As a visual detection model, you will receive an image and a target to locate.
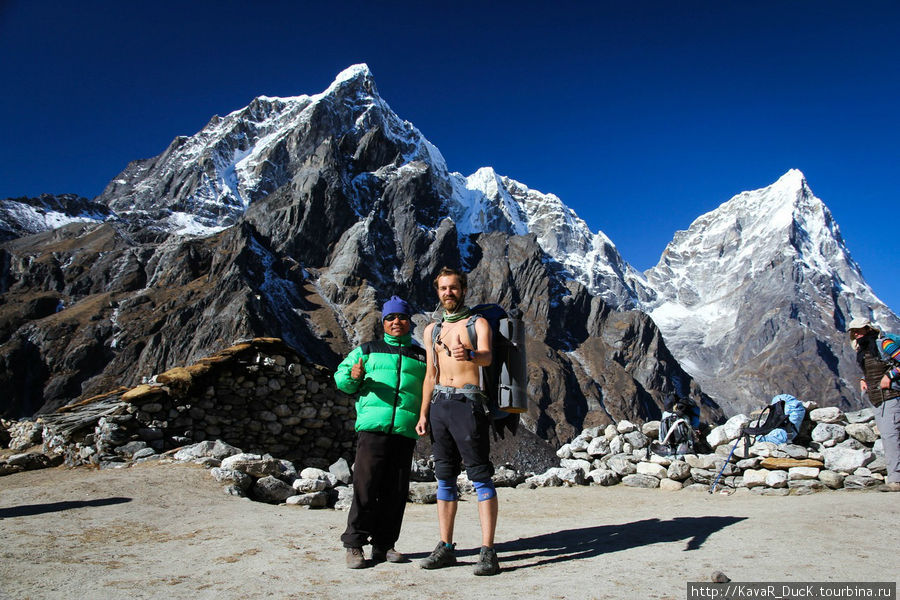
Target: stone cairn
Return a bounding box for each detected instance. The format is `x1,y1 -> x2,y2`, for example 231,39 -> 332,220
1,339 -> 891,504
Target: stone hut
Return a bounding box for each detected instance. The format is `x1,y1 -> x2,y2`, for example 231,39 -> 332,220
39,338 -> 355,468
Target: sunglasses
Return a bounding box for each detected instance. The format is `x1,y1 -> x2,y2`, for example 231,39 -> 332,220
383,313 -> 410,322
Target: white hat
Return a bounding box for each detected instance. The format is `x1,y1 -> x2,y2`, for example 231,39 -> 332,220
848,317 -> 878,333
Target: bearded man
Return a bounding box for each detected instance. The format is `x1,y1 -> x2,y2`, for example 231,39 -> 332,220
415,267 -> 500,576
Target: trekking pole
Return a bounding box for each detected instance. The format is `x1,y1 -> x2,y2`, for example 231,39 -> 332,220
708,429 -> 744,494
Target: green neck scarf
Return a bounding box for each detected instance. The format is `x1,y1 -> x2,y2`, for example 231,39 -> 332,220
442,306 -> 471,323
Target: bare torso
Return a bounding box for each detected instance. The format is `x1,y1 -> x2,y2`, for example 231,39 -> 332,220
430,320 -> 481,388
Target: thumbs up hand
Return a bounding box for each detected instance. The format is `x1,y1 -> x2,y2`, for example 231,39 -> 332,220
451,334 -> 471,362
351,357 -> 365,380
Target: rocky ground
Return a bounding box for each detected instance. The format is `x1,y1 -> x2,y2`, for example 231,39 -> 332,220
1,461 -> 897,600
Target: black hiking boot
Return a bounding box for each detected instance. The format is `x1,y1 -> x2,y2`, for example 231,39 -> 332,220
419,541 -> 456,569
372,547 -> 406,563
345,547 -> 366,569
473,545 -> 500,576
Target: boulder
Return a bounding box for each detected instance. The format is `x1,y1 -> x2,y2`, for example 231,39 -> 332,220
220,453 -> 282,478
809,407 -> 843,423
636,462 -> 667,479
811,423 -> 847,444
822,446 -> 875,473
666,461 -> 692,481
285,491 -> 329,508
659,478 -> 683,491
253,475 -> 296,503
758,457 -> 824,470
788,466 -> 820,480
586,469 -> 619,486
328,457 -> 352,485
765,470 -> 789,488
408,482 -> 438,504
844,423 -> 878,444
621,474 -> 660,489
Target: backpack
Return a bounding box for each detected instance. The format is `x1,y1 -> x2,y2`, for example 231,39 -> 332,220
651,409 -> 696,457
430,303 -> 528,438
743,397 -> 796,440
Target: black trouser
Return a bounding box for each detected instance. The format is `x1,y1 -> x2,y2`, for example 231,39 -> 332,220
341,431 -> 416,549
429,386 -> 494,483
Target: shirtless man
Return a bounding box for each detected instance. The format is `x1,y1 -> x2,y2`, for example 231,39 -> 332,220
415,266 -> 500,576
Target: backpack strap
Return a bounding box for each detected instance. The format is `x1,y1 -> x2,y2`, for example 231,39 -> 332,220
466,314 -> 481,351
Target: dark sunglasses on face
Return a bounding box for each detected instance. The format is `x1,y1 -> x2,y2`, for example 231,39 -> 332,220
383,313 -> 410,322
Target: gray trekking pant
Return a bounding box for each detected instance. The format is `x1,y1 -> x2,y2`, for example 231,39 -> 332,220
873,397 -> 900,484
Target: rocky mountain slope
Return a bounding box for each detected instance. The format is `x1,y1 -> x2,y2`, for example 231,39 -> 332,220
0,65 -> 711,446
2,64 -> 895,434
644,170 -> 900,414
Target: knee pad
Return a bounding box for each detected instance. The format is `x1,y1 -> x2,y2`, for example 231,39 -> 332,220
437,479 -> 459,502
473,479 -> 496,501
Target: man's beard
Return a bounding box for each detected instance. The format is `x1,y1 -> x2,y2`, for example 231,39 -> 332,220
442,293 -> 466,313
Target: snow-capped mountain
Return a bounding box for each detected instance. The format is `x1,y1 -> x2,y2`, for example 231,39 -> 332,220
96,64 -> 646,310
1,63 -> 894,428
1,64 -> 705,443
97,65 -> 449,235
450,167 -> 647,309
644,169 -> 900,413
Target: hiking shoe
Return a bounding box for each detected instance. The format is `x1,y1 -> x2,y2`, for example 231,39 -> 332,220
473,545 -> 500,576
345,547 -> 366,569
419,541 -> 456,569
372,547 -> 407,563
879,482 -> 900,492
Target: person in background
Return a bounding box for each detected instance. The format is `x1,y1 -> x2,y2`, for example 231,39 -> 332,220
848,317 -> 900,492
334,296 -> 427,567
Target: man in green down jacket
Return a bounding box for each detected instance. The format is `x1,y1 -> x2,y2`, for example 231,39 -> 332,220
334,295 -> 426,569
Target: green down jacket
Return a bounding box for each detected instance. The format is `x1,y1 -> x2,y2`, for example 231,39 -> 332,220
333,332 -> 426,440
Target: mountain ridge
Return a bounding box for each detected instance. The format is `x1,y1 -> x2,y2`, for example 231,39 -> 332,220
1,63 -> 895,430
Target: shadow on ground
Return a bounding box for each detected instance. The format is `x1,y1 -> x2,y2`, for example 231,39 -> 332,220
0,496 -> 132,519
405,515 -> 747,571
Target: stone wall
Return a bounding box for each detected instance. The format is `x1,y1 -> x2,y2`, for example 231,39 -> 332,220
529,403 -> 892,493
37,338 -> 356,469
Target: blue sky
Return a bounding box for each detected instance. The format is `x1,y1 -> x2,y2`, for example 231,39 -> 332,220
2,1 -> 898,313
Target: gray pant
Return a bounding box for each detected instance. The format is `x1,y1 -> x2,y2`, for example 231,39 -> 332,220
873,397 -> 900,484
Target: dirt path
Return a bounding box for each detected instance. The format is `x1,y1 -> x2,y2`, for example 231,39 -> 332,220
0,462 -> 897,600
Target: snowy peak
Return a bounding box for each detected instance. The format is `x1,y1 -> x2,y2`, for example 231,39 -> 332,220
647,169 -> 856,306
448,167 -> 644,308
643,168 -> 899,414
97,63 -> 444,236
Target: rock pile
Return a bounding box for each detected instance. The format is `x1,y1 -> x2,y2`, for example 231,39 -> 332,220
527,403 -> 889,494
162,439 -> 526,508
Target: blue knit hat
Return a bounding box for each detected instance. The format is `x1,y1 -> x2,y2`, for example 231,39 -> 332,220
382,295 -> 411,317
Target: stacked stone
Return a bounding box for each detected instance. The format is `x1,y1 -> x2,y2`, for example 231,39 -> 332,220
27,339 -> 357,471
0,420 -> 58,476
525,403 -> 888,494
169,440 -> 449,509
122,356 -> 354,464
